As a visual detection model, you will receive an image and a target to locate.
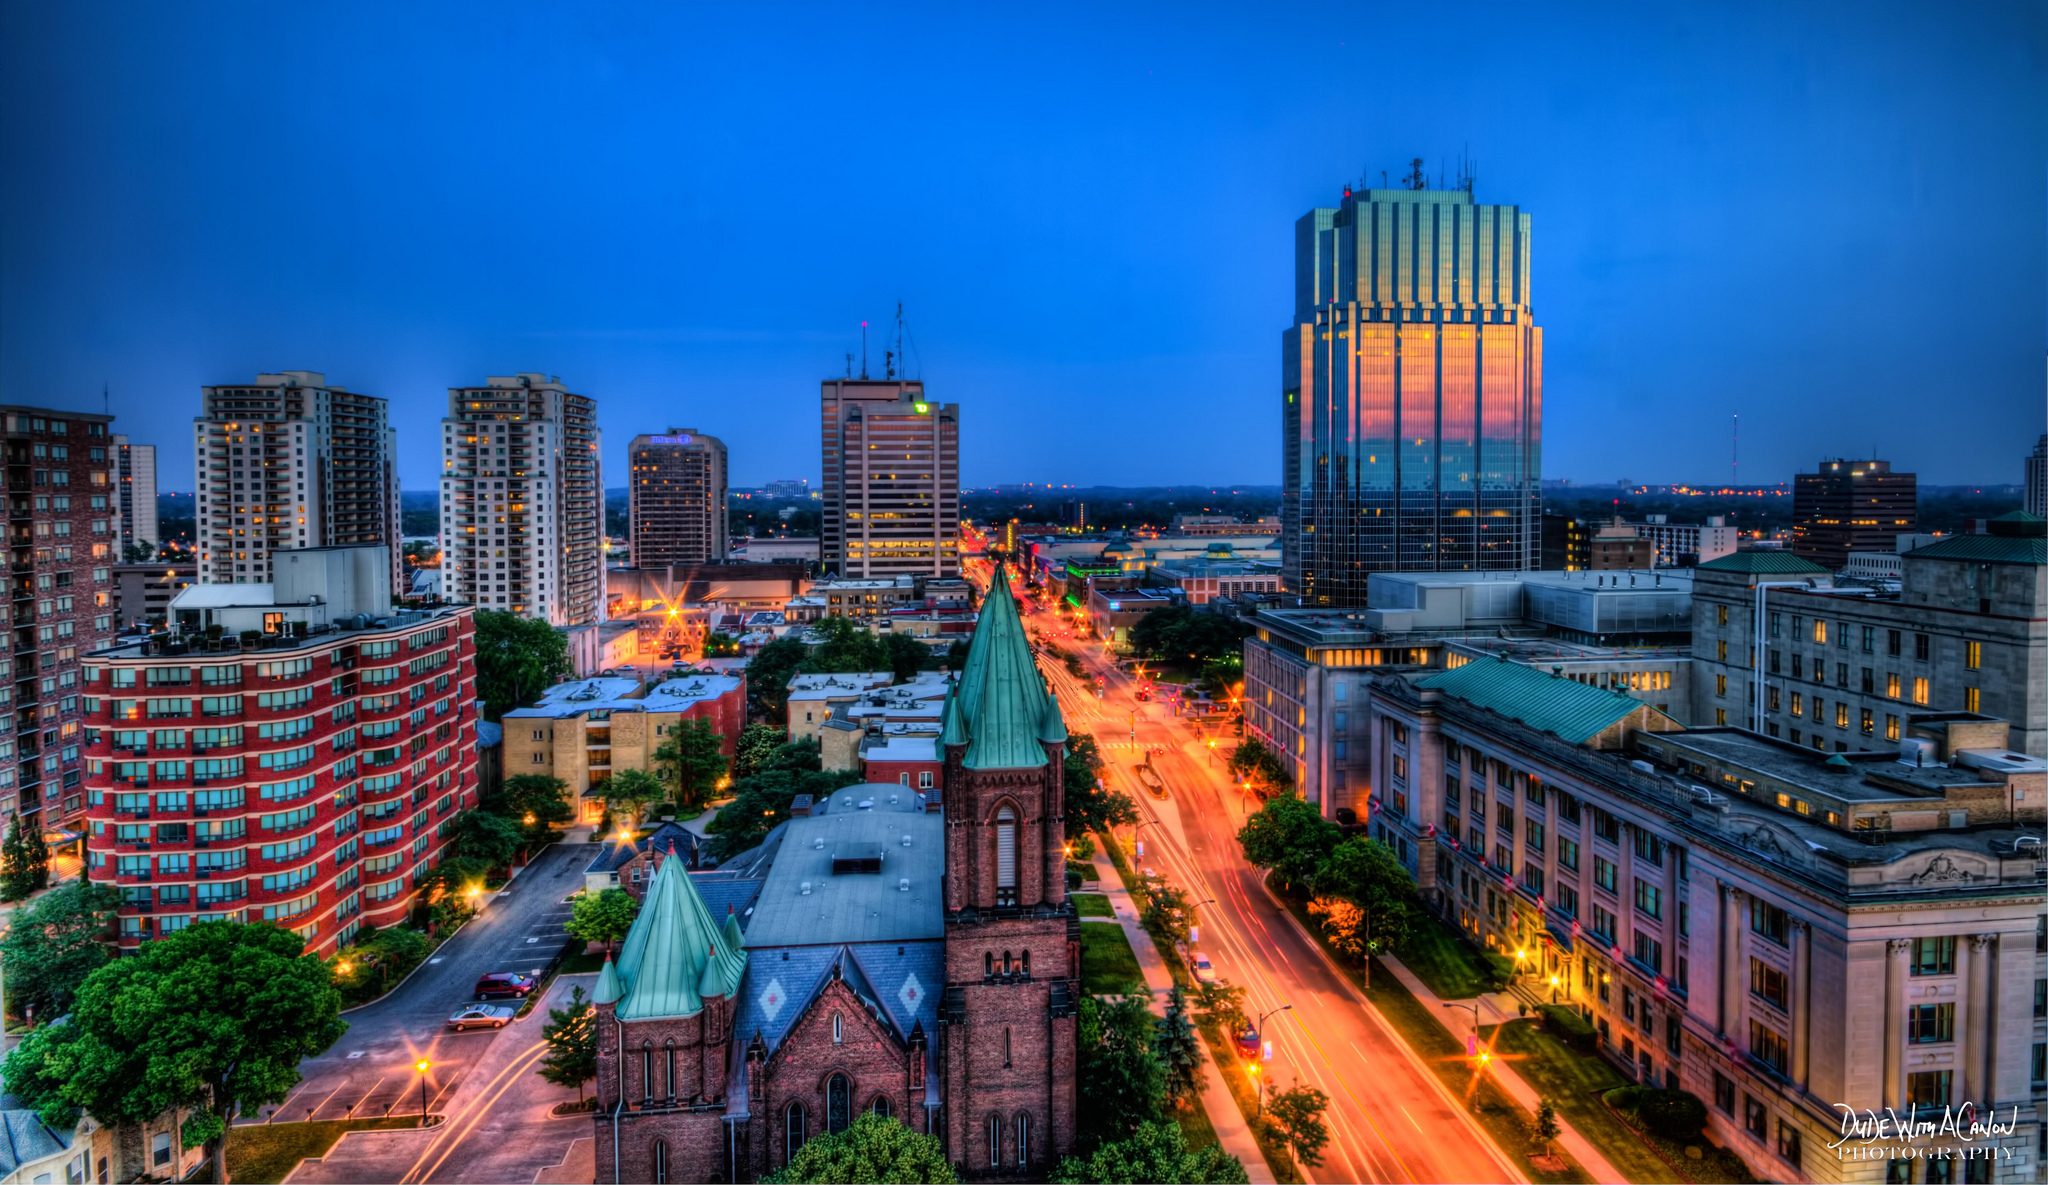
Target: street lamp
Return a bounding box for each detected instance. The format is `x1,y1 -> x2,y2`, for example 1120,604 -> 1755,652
415,1060 -> 431,1123
1249,1004 -> 1292,1118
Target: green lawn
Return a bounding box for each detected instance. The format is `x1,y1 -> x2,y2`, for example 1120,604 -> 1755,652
226,1118 -> 421,1184
1073,892 -> 1114,917
1397,907 -> 1510,1000
559,948 -> 609,974
1079,922 -> 1147,995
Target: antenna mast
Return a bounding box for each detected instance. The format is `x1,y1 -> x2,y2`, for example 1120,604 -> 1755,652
860,322 -> 869,380
1732,413 -> 1739,488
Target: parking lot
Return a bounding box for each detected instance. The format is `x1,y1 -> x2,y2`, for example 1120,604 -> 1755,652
255,841 -> 595,1125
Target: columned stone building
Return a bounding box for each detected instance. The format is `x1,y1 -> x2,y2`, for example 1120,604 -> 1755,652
1366,656 -> 2045,1184
591,570 -> 1077,1181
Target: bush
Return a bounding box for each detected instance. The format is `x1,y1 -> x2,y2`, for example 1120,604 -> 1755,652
1620,1087 -> 1709,1142
1537,1004 -> 1596,1054
1068,833 -> 1097,862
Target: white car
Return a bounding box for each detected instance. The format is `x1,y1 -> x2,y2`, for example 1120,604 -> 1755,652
1191,952 -> 1218,983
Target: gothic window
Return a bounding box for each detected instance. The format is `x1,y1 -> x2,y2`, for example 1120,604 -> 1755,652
987,1114 -> 1002,1167
786,1102 -> 807,1162
871,1095 -> 893,1120
652,1140 -> 669,1184
1017,1113 -> 1031,1168
996,806 -> 1017,905
984,951 -> 994,978
1021,949 -> 1031,978
664,1040 -> 676,1102
827,1073 -> 852,1134
833,1013 -> 843,1044
1004,1026 -> 1013,1068
641,1042 -> 653,1104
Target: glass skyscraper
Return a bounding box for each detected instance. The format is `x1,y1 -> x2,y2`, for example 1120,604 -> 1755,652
1281,179 -> 1542,606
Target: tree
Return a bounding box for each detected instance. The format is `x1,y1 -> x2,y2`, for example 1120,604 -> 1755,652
1126,606 -> 1251,666
536,985 -> 597,1105
1189,980 -> 1249,1038
799,616 -> 890,675
447,809 -> 525,870
1141,884 -> 1191,952
484,773 -> 574,839
764,1111 -> 955,1184
0,879 -> 120,1022
744,637 -> 808,722
1236,793 -> 1339,893
732,724 -> 785,779
1534,1098 -> 1561,1155
2,921 -> 346,1184
601,768 -> 665,828
1063,734 -> 1138,838
1264,1084 -> 1331,1168
473,611 -> 573,719
122,541 -> 158,563
882,632 -> 930,682
1077,992 -> 1167,1151
652,718 -> 728,813
330,926 -> 432,1004
1310,837 -> 1414,973
1052,1121 -> 1248,1185
416,857 -> 492,930
1225,737 -> 1293,798
1,813 -> 36,901
703,766 -> 865,862
701,631 -> 742,657
1153,988 -> 1205,1110
565,888 -> 640,953
18,820 -> 49,895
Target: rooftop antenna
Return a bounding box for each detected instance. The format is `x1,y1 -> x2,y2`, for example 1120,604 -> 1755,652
845,352 -> 853,379
860,321 -> 869,380
1733,412 -> 1739,487
1381,170 -> 1389,188
103,383 -> 109,416
1406,158 -> 1427,190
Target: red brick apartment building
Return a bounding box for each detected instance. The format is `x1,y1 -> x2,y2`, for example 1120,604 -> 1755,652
3,406 -> 121,852
83,545 -> 477,957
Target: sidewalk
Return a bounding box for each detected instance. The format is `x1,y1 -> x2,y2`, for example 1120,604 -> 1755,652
1088,851 -> 1276,1185
1378,954 -> 1630,1185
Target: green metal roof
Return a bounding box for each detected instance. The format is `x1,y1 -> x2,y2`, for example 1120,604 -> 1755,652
593,956 -> 623,1006
1905,533 -> 2046,565
1418,655 -> 1672,744
1695,551 -> 1830,575
940,687 -> 971,746
1037,693 -> 1069,745
612,850 -> 748,1020
961,570 -> 1052,770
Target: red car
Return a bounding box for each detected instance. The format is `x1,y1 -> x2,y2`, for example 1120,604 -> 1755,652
474,972 -> 537,1000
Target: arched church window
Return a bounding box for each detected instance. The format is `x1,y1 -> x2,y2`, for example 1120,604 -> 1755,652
786,1102 -> 807,1162
827,1073 -> 852,1134
996,806 -> 1017,905
871,1095 -> 893,1120
1017,1113 -> 1031,1168
987,1114 -> 1002,1167
652,1140 -> 669,1184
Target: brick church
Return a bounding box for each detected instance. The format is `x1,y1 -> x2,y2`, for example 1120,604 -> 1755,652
590,571 -> 1080,1182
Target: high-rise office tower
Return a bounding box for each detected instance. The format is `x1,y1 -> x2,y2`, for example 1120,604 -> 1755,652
439,374 -> 603,626
819,379 -> 960,578
0,407 -> 120,840
1791,457 -> 1916,570
1281,173 -> 1542,606
2026,434 -> 2046,518
111,434 -> 158,553
193,372 -> 401,592
627,430 -> 728,567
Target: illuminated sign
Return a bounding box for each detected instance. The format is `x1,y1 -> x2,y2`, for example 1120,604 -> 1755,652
650,435 -> 694,446
913,403 -> 929,414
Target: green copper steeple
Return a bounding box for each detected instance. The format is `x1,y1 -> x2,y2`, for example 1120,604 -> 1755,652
611,848 -> 748,1020
958,565 -> 1062,770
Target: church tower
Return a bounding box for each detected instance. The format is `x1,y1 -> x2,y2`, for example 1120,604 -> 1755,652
938,568 -> 1079,1179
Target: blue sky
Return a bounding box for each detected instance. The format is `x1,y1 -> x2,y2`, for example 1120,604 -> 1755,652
2,2 -> 2041,490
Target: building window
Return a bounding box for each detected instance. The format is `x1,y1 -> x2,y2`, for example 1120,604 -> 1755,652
1964,641 -> 1980,670
1594,858 -> 1617,893
1911,936 -> 1956,976
652,1141 -> 670,1184
827,1073 -> 852,1134
1885,714 -> 1900,741
994,807 -> 1017,905
786,1102 -> 807,1162
1811,620 -> 1826,644
1860,709 -> 1874,736
1751,902 -> 1789,946
1715,674 -> 1726,697
1717,605 -> 1729,626
872,1095 -> 893,1119
1744,1096 -> 1768,1140
1715,708 -> 1727,726
1914,633 -> 1929,661
1713,1072 -> 1735,1115
1016,1113 -> 1031,1168
1906,1070 -> 1952,1108
1777,1119 -> 1802,1167
1907,1003 -> 1955,1044
1750,958 -> 1788,1010
988,1114 -> 1002,1168
1964,687 -> 1980,713
151,1133 -> 171,1168
1886,672 -> 1900,699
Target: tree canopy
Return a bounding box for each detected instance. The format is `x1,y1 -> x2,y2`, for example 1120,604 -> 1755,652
1154,987 -> 1205,1110
3,921 -> 346,1184
601,767 -> 665,826
0,878 -> 119,1021
565,888 -> 640,952
1310,836 -> 1414,958
1225,737 -> 1294,797
764,1111 -> 955,1184
1235,792 -> 1340,892
745,637 -> 809,722
1052,1121 -> 1248,1185
446,808 -> 525,870
1063,734 -> 1138,838
732,724 -> 785,779
486,773 -> 575,834
652,717 -> 728,812
1264,1084 -> 1331,1168
536,985 -> 597,1105
473,611 -> 573,719
1125,606 -> 1251,666
1,813 -> 51,901
1076,992 -> 1166,1151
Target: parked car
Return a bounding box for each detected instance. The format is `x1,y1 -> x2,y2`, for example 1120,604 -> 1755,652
446,1004 -> 515,1031
1236,1026 -> 1262,1060
1192,952 -> 1218,983
474,972 -> 537,1000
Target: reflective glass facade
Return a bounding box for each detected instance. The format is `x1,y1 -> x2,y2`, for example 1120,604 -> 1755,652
1282,185 -> 1542,606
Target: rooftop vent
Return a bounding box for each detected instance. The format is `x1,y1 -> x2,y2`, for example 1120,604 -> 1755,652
799,881 -> 812,895
901,834 -> 913,847
898,877 -> 911,892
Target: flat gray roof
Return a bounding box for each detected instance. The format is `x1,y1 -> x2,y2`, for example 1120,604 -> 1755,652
742,784 -> 943,948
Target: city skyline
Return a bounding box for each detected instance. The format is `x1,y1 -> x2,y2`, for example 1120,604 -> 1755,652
2,3 -> 2041,493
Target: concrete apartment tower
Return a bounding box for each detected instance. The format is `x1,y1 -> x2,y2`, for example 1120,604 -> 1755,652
2026,433 -> 2046,518
439,374 -> 603,626
820,379 -> 960,578
111,434 -> 158,553
627,430 -> 728,567
1791,458 -> 1916,570
0,407 -> 120,840
192,372 -> 402,592
1281,169 -> 1543,607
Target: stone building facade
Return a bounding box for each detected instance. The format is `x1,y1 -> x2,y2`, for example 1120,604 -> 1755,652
1687,518 -> 2046,758
1366,656 -> 2045,1184
590,572 -> 1077,1181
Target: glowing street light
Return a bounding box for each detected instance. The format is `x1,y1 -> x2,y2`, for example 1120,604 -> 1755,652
415,1059 -> 431,1122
